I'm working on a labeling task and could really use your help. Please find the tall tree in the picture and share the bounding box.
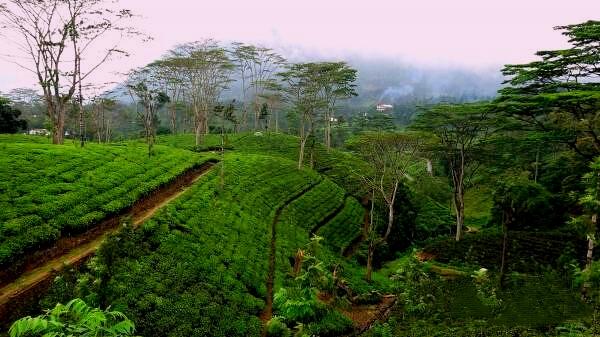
[278,63,327,169]
[349,131,424,281]
[412,102,494,241]
[149,56,189,135]
[173,41,234,145]
[0,0,140,144]
[231,43,285,131]
[90,96,116,143]
[315,62,358,149]
[494,20,600,160]
[126,68,169,156]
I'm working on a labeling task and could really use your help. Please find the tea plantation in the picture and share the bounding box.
[0,135,212,269]
[42,153,369,337]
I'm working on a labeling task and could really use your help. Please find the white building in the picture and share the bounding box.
[28,129,50,136]
[376,104,393,112]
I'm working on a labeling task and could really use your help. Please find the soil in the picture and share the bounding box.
[340,295,397,335]
[0,161,215,324]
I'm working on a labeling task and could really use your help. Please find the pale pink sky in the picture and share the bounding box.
[0,0,598,92]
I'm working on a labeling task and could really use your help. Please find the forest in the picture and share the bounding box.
[0,0,599,336]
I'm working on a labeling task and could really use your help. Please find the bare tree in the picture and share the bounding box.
[0,0,141,144]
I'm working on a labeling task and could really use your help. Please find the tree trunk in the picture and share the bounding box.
[195,123,204,146]
[298,137,307,169]
[366,240,374,282]
[325,110,332,150]
[586,214,596,269]
[426,159,433,176]
[298,115,306,169]
[170,103,177,135]
[499,222,508,288]
[52,112,65,144]
[383,202,394,242]
[293,249,304,276]
[454,189,465,241]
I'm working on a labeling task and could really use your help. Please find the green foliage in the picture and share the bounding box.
[266,317,291,337]
[490,174,555,230]
[388,253,591,334]
[0,97,27,133]
[574,261,600,303]
[40,153,373,337]
[423,230,586,272]
[495,21,600,159]
[316,198,364,253]
[0,139,210,268]
[158,132,372,197]
[471,268,503,311]
[9,298,136,337]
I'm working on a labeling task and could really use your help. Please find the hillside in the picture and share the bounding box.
[0,134,392,336]
[0,135,214,282]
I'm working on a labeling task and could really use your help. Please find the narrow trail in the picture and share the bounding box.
[343,195,371,257]
[309,195,349,237]
[341,295,397,336]
[0,161,216,323]
[261,180,321,325]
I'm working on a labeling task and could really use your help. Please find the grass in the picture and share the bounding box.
[0,135,212,268]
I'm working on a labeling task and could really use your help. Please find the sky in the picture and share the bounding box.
[0,0,598,92]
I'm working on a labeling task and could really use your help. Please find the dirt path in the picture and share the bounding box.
[0,162,215,323]
[261,180,321,325]
[341,295,397,336]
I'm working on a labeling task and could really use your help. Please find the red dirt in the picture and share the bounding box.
[340,295,397,335]
[0,161,215,325]
[416,251,436,262]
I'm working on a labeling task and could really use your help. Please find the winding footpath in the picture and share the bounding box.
[0,162,215,323]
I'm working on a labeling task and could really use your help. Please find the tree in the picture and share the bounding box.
[126,68,169,156]
[0,97,27,133]
[572,158,600,297]
[315,62,358,149]
[214,100,237,188]
[149,56,189,135]
[231,43,285,131]
[492,175,552,286]
[172,41,234,145]
[5,88,46,129]
[349,132,424,281]
[278,63,327,169]
[0,0,139,144]
[494,20,600,160]
[9,298,136,337]
[412,102,494,241]
[90,96,116,143]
